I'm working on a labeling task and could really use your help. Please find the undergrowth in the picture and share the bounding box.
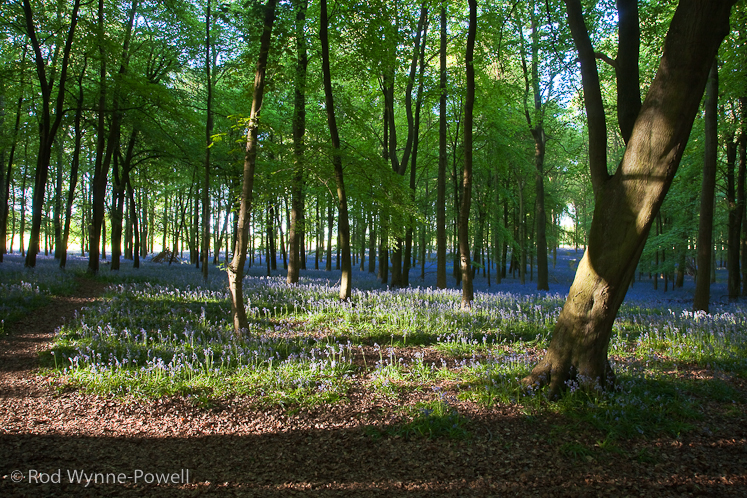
[32,266,746,441]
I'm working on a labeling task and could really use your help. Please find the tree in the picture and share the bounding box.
[22,0,81,268]
[60,56,86,269]
[459,0,476,309]
[227,0,277,334]
[202,0,214,282]
[524,0,736,397]
[517,0,551,291]
[693,61,719,312]
[287,0,308,285]
[0,42,27,263]
[320,0,352,301]
[436,3,447,290]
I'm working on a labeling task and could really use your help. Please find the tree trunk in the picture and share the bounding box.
[320,0,352,300]
[694,60,719,312]
[727,131,742,300]
[269,203,277,270]
[379,223,389,284]
[0,90,5,260]
[740,124,747,296]
[1,45,26,262]
[525,0,733,397]
[22,0,80,268]
[19,156,27,257]
[202,0,213,282]
[92,0,138,273]
[276,206,287,269]
[436,4,447,289]
[368,215,376,273]
[326,200,333,271]
[519,1,549,291]
[111,152,124,270]
[111,129,137,271]
[53,136,63,259]
[227,0,276,333]
[458,0,476,308]
[314,200,320,269]
[403,10,428,289]
[60,60,86,268]
[126,176,139,268]
[287,0,307,285]
[360,215,367,271]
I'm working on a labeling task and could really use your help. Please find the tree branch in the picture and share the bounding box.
[615,0,641,144]
[594,52,617,68]
[564,0,609,193]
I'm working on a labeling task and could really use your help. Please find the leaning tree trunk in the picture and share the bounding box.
[524,0,734,398]
[227,0,276,334]
[320,0,352,300]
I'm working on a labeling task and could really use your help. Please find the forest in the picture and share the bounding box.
[1,0,746,495]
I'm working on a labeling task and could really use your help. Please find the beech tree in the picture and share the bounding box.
[436,3,447,290]
[693,62,719,312]
[21,0,81,268]
[287,0,308,285]
[524,0,736,397]
[459,0,476,308]
[227,0,277,334]
[320,0,352,300]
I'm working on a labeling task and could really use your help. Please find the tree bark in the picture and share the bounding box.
[53,137,63,259]
[403,7,428,288]
[525,0,734,397]
[436,4,447,289]
[1,49,26,261]
[320,0,352,300]
[694,60,719,312]
[202,0,213,282]
[111,129,137,270]
[287,0,308,285]
[368,214,376,273]
[90,0,138,274]
[326,200,333,271]
[60,58,86,268]
[459,0,476,309]
[739,114,747,296]
[22,0,80,268]
[519,1,550,291]
[227,0,276,333]
[727,130,742,299]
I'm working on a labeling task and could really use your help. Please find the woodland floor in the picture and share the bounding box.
[1,278,746,497]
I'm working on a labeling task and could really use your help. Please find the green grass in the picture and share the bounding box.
[43,273,746,440]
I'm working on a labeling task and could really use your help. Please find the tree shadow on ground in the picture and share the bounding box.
[2,412,746,498]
